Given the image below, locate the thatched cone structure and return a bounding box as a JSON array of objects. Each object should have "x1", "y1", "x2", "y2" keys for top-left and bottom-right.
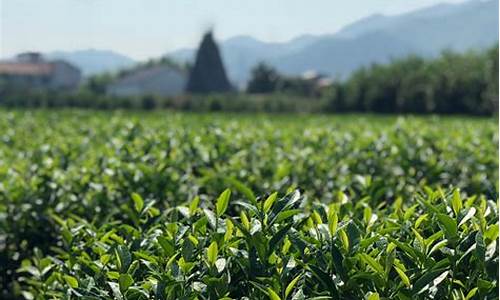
[{"x1": 186, "y1": 31, "x2": 232, "y2": 93}]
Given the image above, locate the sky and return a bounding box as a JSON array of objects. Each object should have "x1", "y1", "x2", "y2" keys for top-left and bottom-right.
[{"x1": 1, "y1": 0, "x2": 467, "y2": 60}]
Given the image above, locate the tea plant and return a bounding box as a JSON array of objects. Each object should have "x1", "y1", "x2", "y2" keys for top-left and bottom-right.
[
  {"x1": 18, "y1": 187, "x2": 498, "y2": 299},
  {"x1": 0, "y1": 110, "x2": 497, "y2": 299}
]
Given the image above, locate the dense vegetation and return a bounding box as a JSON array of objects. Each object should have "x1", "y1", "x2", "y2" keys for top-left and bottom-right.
[
  {"x1": 248, "y1": 47, "x2": 499, "y2": 115},
  {"x1": 0, "y1": 47, "x2": 497, "y2": 115},
  {"x1": 327, "y1": 47, "x2": 498, "y2": 115},
  {"x1": 0, "y1": 111, "x2": 497, "y2": 299}
]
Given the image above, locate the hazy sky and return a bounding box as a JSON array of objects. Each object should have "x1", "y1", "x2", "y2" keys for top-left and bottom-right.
[{"x1": 1, "y1": 0, "x2": 467, "y2": 60}]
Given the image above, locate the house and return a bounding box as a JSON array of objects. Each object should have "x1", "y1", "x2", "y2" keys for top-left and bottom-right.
[
  {"x1": 301, "y1": 70, "x2": 334, "y2": 92},
  {"x1": 107, "y1": 64, "x2": 187, "y2": 97},
  {"x1": 301, "y1": 70, "x2": 334, "y2": 87},
  {"x1": 0, "y1": 52, "x2": 81, "y2": 91}
]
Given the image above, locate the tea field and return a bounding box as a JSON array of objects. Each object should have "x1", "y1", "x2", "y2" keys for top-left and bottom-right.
[{"x1": 0, "y1": 110, "x2": 498, "y2": 299}]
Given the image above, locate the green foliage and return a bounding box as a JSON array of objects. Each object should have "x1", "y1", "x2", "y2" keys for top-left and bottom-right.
[
  {"x1": 246, "y1": 63, "x2": 326, "y2": 98},
  {"x1": 84, "y1": 73, "x2": 115, "y2": 95},
  {"x1": 247, "y1": 63, "x2": 281, "y2": 94},
  {"x1": 0, "y1": 111, "x2": 497, "y2": 299},
  {"x1": 17, "y1": 188, "x2": 499, "y2": 299},
  {"x1": 327, "y1": 47, "x2": 499, "y2": 115},
  {"x1": 216, "y1": 189, "x2": 231, "y2": 217},
  {"x1": 244, "y1": 47, "x2": 499, "y2": 115},
  {"x1": 1, "y1": 47, "x2": 497, "y2": 115}
]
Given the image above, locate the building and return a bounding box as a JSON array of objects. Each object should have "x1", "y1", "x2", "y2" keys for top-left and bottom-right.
[
  {"x1": 107, "y1": 65, "x2": 187, "y2": 97},
  {"x1": 0, "y1": 52, "x2": 81, "y2": 91},
  {"x1": 301, "y1": 70, "x2": 334, "y2": 90}
]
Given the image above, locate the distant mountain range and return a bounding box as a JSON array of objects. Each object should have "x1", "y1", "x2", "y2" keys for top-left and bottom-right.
[
  {"x1": 169, "y1": 0, "x2": 499, "y2": 86},
  {"x1": 47, "y1": 0, "x2": 498, "y2": 83},
  {"x1": 47, "y1": 49, "x2": 136, "y2": 77}
]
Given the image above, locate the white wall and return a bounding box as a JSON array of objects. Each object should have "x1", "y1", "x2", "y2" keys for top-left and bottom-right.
[
  {"x1": 108, "y1": 66, "x2": 187, "y2": 97},
  {"x1": 50, "y1": 61, "x2": 81, "y2": 90}
]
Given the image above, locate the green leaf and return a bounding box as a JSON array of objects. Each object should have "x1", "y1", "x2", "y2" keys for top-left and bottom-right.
[
  {"x1": 331, "y1": 243, "x2": 348, "y2": 281},
  {"x1": 367, "y1": 292, "x2": 380, "y2": 300},
  {"x1": 224, "y1": 177, "x2": 256, "y2": 205},
  {"x1": 339, "y1": 229, "x2": 349, "y2": 252},
  {"x1": 415, "y1": 214, "x2": 428, "y2": 229},
  {"x1": 157, "y1": 236, "x2": 175, "y2": 256},
  {"x1": 270, "y1": 190, "x2": 301, "y2": 222},
  {"x1": 240, "y1": 211, "x2": 250, "y2": 230},
  {"x1": 189, "y1": 196, "x2": 200, "y2": 216},
  {"x1": 115, "y1": 245, "x2": 132, "y2": 273},
  {"x1": 63, "y1": 275, "x2": 78, "y2": 288},
  {"x1": 358, "y1": 253, "x2": 384, "y2": 275},
  {"x1": 475, "y1": 231, "x2": 485, "y2": 262},
  {"x1": 477, "y1": 279, "x2": 495, "y2": 292},
  {"x1": 403, "y1": 204, "x2": 418, "y2": 221},
  {"x1": 204, "y1": 208, "x2": 217, "y2": 229},
  {"x1": 413, "y1": 269, "x2": 448, "y2": 294},
  {"x1": 412, "y1": 228, "x2": 425, "y2": 251},
  {"x1": 269, "y1": 223, "x2": 293, "y2": 255},
  {"x1": 109, "y1": 282, "x2": 123, "y2": 300},
  {"x1": 312, "y1": 210, "x2": 323, "y2": 225},
  {"x1": 264, "y1": 192, "x2": 278, "y2": 213},
  {"x1": 267, "y1": 288, "x2": 282, "y2": 300},
  {"x1": 436, "y1": 214, "x2": 458, "y2": 239},
  {"x1": 363, "y1": 207, "x2": 372, "y2": 225},
  {"x1": 216, "y1": 189, "x2": 231, "y2": 217},
  {"x1": 274, "y1": 209, "x2": 302, "y2": 223},
  {"x1": 131, "y1": 193, "x2": 144, "y2": 213},
  {"x1": 118, "y1": 274, "x2": 134, "y2": 293},
  {"x1": 458, "y1": 207, "x2": 476, "y2": 227},
  {"x1": 61, "y1": 228, "x2": 73, "y2": 246},
  {"x1": 346, "y1": 222, "x2": 361, "y2": 251},
  {"x1": 207, "y1": 241, "x2": 218, "y2": 266},
  {"x1": 224, "y1": 219, "x2": 234, "y2": 242},
  {"x1": 285, "y1": 274, "x2": 301, "y2": 299},
  {"x1": 308, "y1": 265, "x2": 338, "y2": 298},
  {"x1": 451, "y1": 189, "x2": 462, "y2": 215},
  {"x1": 107, "y1": 271, "x2": 120, "y2": 280},
  {"x1": 428, "y1": 239, "x2": 447, "y2": 255},
  {"x1": 464, "y1": 287, "x2": 478, "y2": 300},
  {"x1": 182, "y1": 238, "x2": 195, "y2": 261},
  {"x1": 328, "y1": 209, "x2": 338, "y2": 236},
  {"x1": 387, "y1": 238, "x2": 423, "y2": 262},
  {"x1": 133, "y1": 251, "x2": 157, "y2": 264},
  {"x1": 394, "y1": 266, "x2": 410, "y2": 287},
  {"x1": 484, "y1": 224, "x2": 499, "y2": 241}
]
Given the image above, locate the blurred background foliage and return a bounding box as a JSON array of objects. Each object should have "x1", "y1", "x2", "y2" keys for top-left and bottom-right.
[{"x1": 0, "y1": 46, "x2": 497, "y2": 115}]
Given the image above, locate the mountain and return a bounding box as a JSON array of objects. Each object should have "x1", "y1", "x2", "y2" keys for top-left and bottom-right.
[
  {"x1": 47, "y1": 49, "x2": 136, "y2": 77},
  {"x1": 167, "y1": 0, "x2": 498, "y2": 86},
  {"x1": 336, "y1": 0, "x2": 498, "y2": 54},
  {"x1": 271, "y1": 32, "x2": 418, "y2": 78}
]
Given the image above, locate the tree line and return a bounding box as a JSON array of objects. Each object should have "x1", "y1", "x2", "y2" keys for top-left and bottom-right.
[
  {"x1": 0, "y1": 46, "x2": 497, "y2": 115},
  {"x1": 247, "y1": 46, "x2": 498, "y2": 115}
]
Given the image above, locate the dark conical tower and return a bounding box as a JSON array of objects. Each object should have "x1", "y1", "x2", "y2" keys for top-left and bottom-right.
[{"x1": 186, "y1": 31, "x2": 232, "y2": 93}]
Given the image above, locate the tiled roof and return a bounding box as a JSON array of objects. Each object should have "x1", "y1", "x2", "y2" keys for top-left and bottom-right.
[{"x1": 0, "y1": 63, "x2": 53, "y2": 76}]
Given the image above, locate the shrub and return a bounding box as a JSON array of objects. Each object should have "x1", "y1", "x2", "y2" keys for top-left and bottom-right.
[
  {"x1": 18, "y1": 188, "x2": 499, "y2": 299},
  {"x1": 0, "y1": 111, "x2": 496, "y2": 299}
]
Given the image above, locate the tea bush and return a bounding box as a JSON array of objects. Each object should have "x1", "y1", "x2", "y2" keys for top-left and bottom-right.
[
  {"x1": 18, "y1": 188, "x2": 499, "y2": 299},
  {"x1": 0, "y1": 110, "x2": 497, "y2": 299}
]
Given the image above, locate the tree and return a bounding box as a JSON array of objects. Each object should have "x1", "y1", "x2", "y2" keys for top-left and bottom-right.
[
  {"x1": 246, "y1": 63, "x2": 280, "y2": 93},
  {"x1": 186, "y1": 31, "x2": 232, "y2": 93},
  {"x1": 84, "y1": 73, "x2": 114, "y2": 95}
]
